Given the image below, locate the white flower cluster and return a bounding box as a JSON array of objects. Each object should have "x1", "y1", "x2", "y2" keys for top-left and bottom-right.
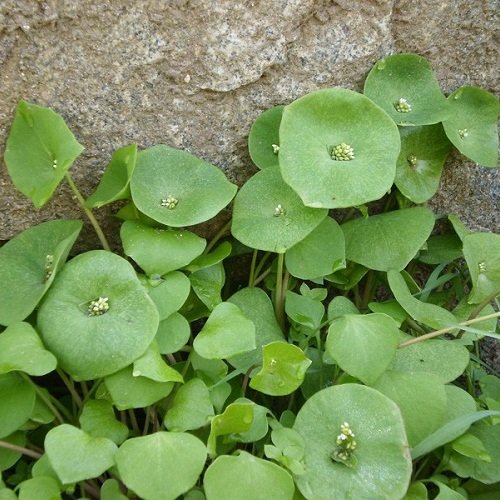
[
  {"x1": 88, "y1": 297, "x2": 109, "y2": 316},
  {"x1": 394, "y1": 97, "x2": 412, "y2": 113},
  {"x1": 273, "y1": 204, "x2": 286, "y2": 217},
  {"x1": 160, "y1": 195, "x2": 178, "y2": 209},
  {"x1": 331, "y1": 421, "x2": 357, "y2": 464},
  {"x1": 331, "y1": 143, "x2": 355, "y2": 161}
]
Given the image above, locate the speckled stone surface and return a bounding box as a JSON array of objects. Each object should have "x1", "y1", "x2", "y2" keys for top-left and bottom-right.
[{"x1": 0, "y1": 0, "x2": 498, "y2": 247}]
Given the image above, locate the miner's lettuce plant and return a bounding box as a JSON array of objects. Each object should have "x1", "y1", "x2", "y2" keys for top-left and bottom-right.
[{"x1": 0, "y1": 54, "x2": 499, "y2": 499}]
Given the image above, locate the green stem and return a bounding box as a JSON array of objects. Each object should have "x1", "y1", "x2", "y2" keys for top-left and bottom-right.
[
  {"x1": 128, "y1": 410, "x2": 140, "y2": 433},
  {"x1": 0, "y1": 440, "x2": 42, "y2": 460},
  {"x1": 399, "y1": 311, "x2": 500, "y2": 348},
  {"x1": 316, "y1": 331, "x2": 324, "y2": 391},
  {"x1": 361, "y1": 271, "x2": 376, "y2": 310},
  {"x1": 57, "y1": 368, "x2": 83, "y2": 409},
  {"x1": 64, "y1": 172, "x2": 111, "y2": 252},
  {"x1": 468, "y1": 289, "x2": 500, "y2": 320},
  {"x1": 253, "y1": 267, "x2": 272, "y2": 287},
  {"x1": 254, "y1": 252, "x2": 271, "y2": 280},
  {"x1": 405, "y1": 317, "x2": 427, "y2": 336},
  {"x1": 206, "y1": 220, "x2": 231, "y2": 253},
  {"x1": 274, "y1": 253, "x2": 285, "y2": 330},
  {"x1": 248, "y1": 249, "x2": 258, "y2": 287}
]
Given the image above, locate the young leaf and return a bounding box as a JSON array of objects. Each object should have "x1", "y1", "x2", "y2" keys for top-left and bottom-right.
[
  {"x1": 279, "y1": 88, "x2": 400, "y2": 208},
  {"x1": 132, "y1": 341, "x2": 184, "y2": 383},
  {"x1": 342, "y1": 207, "x2": 435, "y2": 272},
  {"x1": 364, "y1": 54, "x2": 450, "y2": 126},
  {"x1": 4, "y1": 101, "x2": 84, "y2": 208},
  {"x1": 0, "y1": 219, "x2": 82, "y2": 326},
  {"x1": 155, "y1": 312, "x2": 191, "y2": 355},
  {"x1": 130, "y1": 144, "x2": 237, "y2": 227},
  {"x1": 189, "y1": 263, "x2": 225, "y2": 311},
  {"x1": 79, "y1": 400, "x2": 128, "y2": 445},
  {"x1": 293, "y1": 384, "x2": 411, "y2": 499},
  {"x1": 38, "y1": 250, "x2": 159, "y2": 381},
  {"x1": 230, "y1": 398, "x2": 270, "y2": 444},
  {"x1": 285, "y1": 291, "x2": 324, "y2": 331},
  {"x1": 442, "y1": 86, "x2": 499, "y2": 167}
]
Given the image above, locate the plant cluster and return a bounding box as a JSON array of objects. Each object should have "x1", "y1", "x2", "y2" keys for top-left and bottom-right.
[{"x1": 0, "y1": 54, "x2": 499, "y2": 500}]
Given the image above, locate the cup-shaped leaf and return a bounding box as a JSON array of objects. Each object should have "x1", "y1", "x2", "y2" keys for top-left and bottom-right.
[
  {"x1": 326, "y1": 313, "x2": 401, "y2": 385},
  {"x1": 248, "y1": 105, "x2": 284, "y2": 169},
  {"x1": 0, "y1": 219, "x2": 82, "y2": 326},
  {"x1": 115, "y1": 432, "x2": 207, "y2": 500},
  {"x1": 0, "y1": 322, "x2": 56, "y2": 376},
  {"x1": 227, "y1": 287, "x2": 285, "y2": 373},
  {"x1": 293, "y1": 384, "x2": 412, "y2": 499},
  {"x1": 279, "y1": 88, "x2": 400, "y2": 208},
  {"x1": 0, "y1": 372, "x2": 35, "y2": 439},
  {"x1": 130, "y1": 144, "x2": 237, "y2": 227},
  {"x1": 250, "y1": 342, "x2": 312, "y2": 396},
  {"x1": 44, "y1": 424, "x2": 117, "y2": 484},
  {"x1": 285, "y1": 216, "x2": 345, "y2": 279},
  {"x1": 342, "y1": 207, "x2": 435, "y2": 271},
  {"x1": 85, "y1": 144, "x2": 137, "y2": 208},
  {"x1": 462, "y1": 232, "x2": 500, "y2": 304},
  {"x1": 4, "y1": 101, "x2": 84, "y2": 208},
  {"x1": 204, "y1": 451, "x2": 295, "y2": 500},
  {"x1": 79, "y1": 400, "x2": 128, "y2": 445},
  {"x1": 364, "y1": 54, "x2": 450, "y2": 126},
  {"x1": 232, "y1": 167, "x2": 327, "y2": 253},
  {"x1": 193, "y1": 302, "x2": 255, "y2": 360},
  {"x1": 395, "y1": 124, "x2": 451, "y2": 203},
  {"x1": 230, "y1": 398, "x2": 269, "y2": 444},
  {"x1": 121, "y1": 221, "x2": 206, "y2": 276},
  {"x1": 442, "y1": 87, "x2": 499, "y2": 167},
  {"x1": 37, "y1": 250, "x2": 159, "y2": 380}
]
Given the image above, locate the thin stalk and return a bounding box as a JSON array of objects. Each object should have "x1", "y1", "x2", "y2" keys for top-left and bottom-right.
[
  {"x1": 57, "y1": 368, "x2": 83, "y2": 409},
  {"x1": 274, "y1": 253, "x2": 285, "y2": 330},
  {"x1": 143, "y1": 408, "x2": 151, "y2": 435},
  {"x1": 248, "y1": 249, "x2": 258, "y2": 287},
  {"x1": 316, "y1": 331, "x2": 324, "y2": 390},
  {"x1": 361, "y1": 271, "x2": 375, "y2": 310},
  {"x1": 205, "y1": 220, "x2": 231, "y2": 253},
  {"x1": 64, "y1": 172, "x2": 111, "y2": 251},
  {"x1": 128, "y1": 410, "x2": 140, "y2": 433},
  {"x1": 405, "y1": 317, "x2": 427, "y2": 335},
  {"x1": 253, "y1": 252, "x2": 271, "y2": 280},
  {"x1": 253, "y1": 267, "x2": 272, "y2": 287},
  {"x1": 399, "y1": 311, "x2": 500, "y2": 348},
  {"x1": 82, "y1": 379, "x2": 103, "y2": 405},
  {"x1": 0, "y1": 440, "x2": 42, "y2": 460},
  {"x1": 468, "y1": 289, "x2": 500, "y2": 319}
]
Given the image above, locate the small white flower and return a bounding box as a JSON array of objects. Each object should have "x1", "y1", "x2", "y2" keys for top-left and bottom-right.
[
  {"x1": 394, "y1": 97, "x2": 412, "y2": 113},
  {"x1": 160, "y1": 195, "x2": 178, "y2": 209},
  {"x1": 271, "y1": 144, "x2": 280, "y2": 154}
]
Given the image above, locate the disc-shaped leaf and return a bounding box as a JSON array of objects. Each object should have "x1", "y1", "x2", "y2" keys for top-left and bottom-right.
[
  {"x1": 204, "y1": 452, "x2": 294, "y2": 500},
  {"x1": 462, "y1": 232, "x2": 500, "y2": 304},
  {"x1": 85, "y1": 144, "x2": 137, "y2": 208},
  {"x1": 0, "y1": 372, "x2": 35, "y2": 438},
  {"x1": 37, "y1": 250, "x2": 159, "y2": 380},
  {"x1": 285, "y1": 216, "x2": 345, "y2": 279},
  {"x1": 147, "y1": 271, "x2": 191, "y2": 320},
  {"x1": 395, "y1": 124, "x2": 451, "y2": 203},
  {"x1": 121, "y1": 221, "x2": 206, "y2": 276},
  {"x1": 79, "y1": 400, "x2": 128, "y2": 445},
  {"x1": 45, "y1": 424, "x2": 117, "y2": 484},
  {"x1": 227, "y1": 287, "x2": 285, "y2": 373},
  {"x1": 103, "y1": 366, "x2": 173, "y2": 410},
  {"x1": 17, "y1": 476, "x2": 61, "y2": 500},
  {"x1": 232, "y1": 167, "x2": 327, "y2": 253},
  {"x1": 132, "y1": 341, "x2": 183, "y2": 383},
  {"x1": 388, "y1": 270, "x2": 458, "y2": 329},
  {"x1": 364, "y1": 54, "x2": 450, "y2": 126},
  {"x1": 0, "y1": 219, "x2": 82, "y2": 326},
  {"x1": 248, "y1": 105, "x2": 284, "y2": 169},
  {"x1": 250, "y1": 342, "x2": 311, "y2": 396},
  {"x1": 155, "y1": 312, "x2": 191, "y2": 354},
  {"x1": 279, "y1": 88, "x2": 400, "y2": 208},
  {"x1": 0, "y1": 322, "x2": 56, "y2": 376},
  {"x1": 4, "y1": 101, "x2": 84, "y2": 207},
  {"x1": 342, "y1": 207, "x2": 435, "y2": 271},
  {"x1": 130, "y1": 144, "x2": 237, "y2": 227},
  {"x1": 442, "y1": 86, "x2": 499, "y2": 167},
  {"x1": 326, "y1": 313, "x2": 401, "y2": 385},
  {"x1": 373, "y1": 371, "x2": 447, "y2": 447},
  {"x1": 293, "y1": 384, "x2": 411, "y2": 499},
  {"x1": 115, "y1": 432, "x2": 207, "y2": 500},
  {"x1": 164, "y1": 378, "x2": 214, "y2": 432},
  {"x1": 193, "y1": 302, "x2": 255, "y2": 360}
]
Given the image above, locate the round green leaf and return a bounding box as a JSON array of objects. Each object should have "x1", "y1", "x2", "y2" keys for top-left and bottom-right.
[
  {"x1": 130, "y1": 144, "x2": 237, "y2": 227},
  {"x1": 101, "y1": 478, "x2": 128, "y2": 500},
  {"x1": 147, "y1": 271, "x2": 191, "y2": 320},
  {"x1": 45, "y1": 424, "x2": 117, "y2": 484},
  {"x1": 17, "y1": 476, "x2": 61, "y2": 500},
  {"x1": 164, "y1": 378, "x2": 214, "y2": 432},
  {"x1": 204, "y1": 451, "x2": 294, "y2": 500},
  {"x1": 85, "y1": 144, "x2": 137, "y2": 208},
  {"x1": 293, "y1": 384, "x2": 412, "y2": 499},
  {"x1": 0, "y1": 322, "x2": 56, "y2": 376},
  {"x1": 121, "y1": 221, "x2": 206, "y2": 276},
  {"x1": 248, "y1": 105, "x2": 284, "y2": 169},
  {"x1": 38, "y1": 250, "x2": 159, "y2": 380},
  {"x1": 442, "y1": 86, "x2": 499, "y2": 167},
  {"x1": 115, "y1": 432, "x2": 207, "y2": 500},
  {"x1": 249, "y1": 342, "x2": 312, "y2": 396},
  {"x1": 193, "y1": 302, "x2": 255, "y2": 360},
  {"x1": 372, "y1": 370, "x2": 447, "y2": 447},
  {"x1": 462, "y1": 232, "x2": 500, "y2": 304},
  {"x1": 364, "y1": 54, "x2": 450, "y2": 126},
  {"x1": 0, "y1": 489, "x2": 16, "y2": 500},
  {"x1": 342, "y1": 207, "x2": 435, "y2": 271},
  {"x1": 79, "y1": 400, "x2": 128, "y2": 445},
  {"x1": 0, "y1": 372, "x2": 35, "y2": 438},
  {"x1": 231, "y1": 167, "x2": 327, "y2": 253},
  {"x1": 155, "y1": 312, "x2": 191, "y2": 355},
  {"x1": 4, "y1": 101, "x2": 84, "y2": 208},
  {"x1": 326, "y1": 313, "x2": 401, "y2": 385},
  {"x1": 395, "y1": 124, "x2": 451, "y2": 203},
  {"x1": 0, "y1": 432, "x2": 25, "y2": 471},
  {"x1": 285, "y1": 216, "x2": 345, "y2": 279},
  {"x1": 227, "y1": 287, "x2": 284, "y2": 373},
  {"x1": 279, "y1": 88, "x2": 400, "y2": 208},
  {"x1": 0, "y1": 219, "x2": 82, "y2": 326}
]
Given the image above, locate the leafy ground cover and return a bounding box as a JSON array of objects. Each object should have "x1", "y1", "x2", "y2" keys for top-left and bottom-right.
[{"x1": 0, "y1": 53, "x2": 499, "y2": 500}]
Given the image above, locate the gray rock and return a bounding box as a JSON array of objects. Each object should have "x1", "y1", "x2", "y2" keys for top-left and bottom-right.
[{"x1": 0, "y1": 0, "x2": 498, "y2": 248}]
